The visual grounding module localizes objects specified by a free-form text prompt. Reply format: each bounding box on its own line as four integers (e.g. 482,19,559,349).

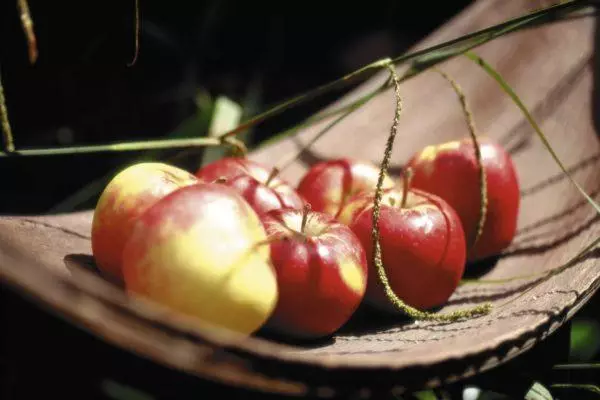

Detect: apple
196,156,305,215
91,162,199,281
338,187,466,312
121,182,279,336
260,205,368,339
406,136,520,261
296,158,396,219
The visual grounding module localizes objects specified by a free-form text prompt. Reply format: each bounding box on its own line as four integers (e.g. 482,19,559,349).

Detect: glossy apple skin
218,174,305,217
196,157,305,215
121,183,278,336
339,188,466,312
260,208,368,339
91,162,199,281
406,137,520,261
296,158,396,219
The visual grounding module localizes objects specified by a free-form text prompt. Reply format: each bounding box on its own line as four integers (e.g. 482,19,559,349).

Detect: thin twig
0,68,15,153
127,0,140,67
370,61,491,322
434,67,488,250
17,0,38,64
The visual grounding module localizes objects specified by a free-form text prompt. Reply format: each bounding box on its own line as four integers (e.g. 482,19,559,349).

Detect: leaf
524,382,554,400
199,95,244,167
569,318,600,362
413,390,438,400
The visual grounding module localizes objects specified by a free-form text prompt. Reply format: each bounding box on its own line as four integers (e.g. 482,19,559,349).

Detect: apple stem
434,67,488,250
400,167,413,208
370,61,492,323
0,68,14,153
213,177,228,184
265,167,280,186
300,203,311,234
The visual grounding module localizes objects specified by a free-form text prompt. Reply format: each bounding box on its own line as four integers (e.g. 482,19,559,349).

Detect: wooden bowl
1,1,599,397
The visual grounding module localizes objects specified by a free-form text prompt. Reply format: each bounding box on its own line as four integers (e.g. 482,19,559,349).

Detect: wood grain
1,0,599,396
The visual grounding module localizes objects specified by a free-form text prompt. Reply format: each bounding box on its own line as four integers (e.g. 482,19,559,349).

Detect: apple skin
339,188,466,312
406,136,520,261
195,157,305,215
217,174,305,217
121,182,279,336
260,207,368,339
296,158,396,219
91,162,199,281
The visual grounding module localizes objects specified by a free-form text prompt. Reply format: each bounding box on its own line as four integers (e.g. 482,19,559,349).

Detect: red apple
260,205,368,339
196,156,305,215
121,182,279,336
338,188,466,312
296,158,396,219
406,136,520,261
91,162,199,281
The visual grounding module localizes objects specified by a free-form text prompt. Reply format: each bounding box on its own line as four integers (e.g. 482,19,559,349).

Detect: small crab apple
121,182,279,336
406,136,520,261
196,157,305,215
296,158,396,219
91,162,199,281
339,185,466,313
260,205,368,339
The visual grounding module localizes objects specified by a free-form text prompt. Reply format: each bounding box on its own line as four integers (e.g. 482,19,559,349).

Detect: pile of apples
90,135,519,339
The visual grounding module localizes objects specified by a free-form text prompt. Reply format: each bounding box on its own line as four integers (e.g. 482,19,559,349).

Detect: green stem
219,58,393,140
553,363,600,370
370,61,491,322
216,0,590,142
0,68,15,153
465,51,600,216
434,67,488,251
0,137,227,157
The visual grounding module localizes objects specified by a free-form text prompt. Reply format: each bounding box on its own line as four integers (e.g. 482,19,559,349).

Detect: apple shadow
499,54,592,158
63,253,125,290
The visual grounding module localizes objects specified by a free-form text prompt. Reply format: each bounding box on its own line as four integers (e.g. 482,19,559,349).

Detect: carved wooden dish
1,1,599,397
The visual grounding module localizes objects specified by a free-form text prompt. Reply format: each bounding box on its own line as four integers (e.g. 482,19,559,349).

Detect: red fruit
339,188,466,312
91,162,199,281
296,158,396,219
195,157,304,215
406,137,520,261
260,206,368,339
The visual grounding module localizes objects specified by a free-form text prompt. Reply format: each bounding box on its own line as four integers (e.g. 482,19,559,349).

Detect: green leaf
550,384,600,395
525,382,554,400
569,318,600,362
413,390,438,400
200,95,244,167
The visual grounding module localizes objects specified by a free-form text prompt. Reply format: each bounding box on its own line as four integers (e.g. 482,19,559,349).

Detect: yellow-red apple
91,162,199,281
121,182,279,336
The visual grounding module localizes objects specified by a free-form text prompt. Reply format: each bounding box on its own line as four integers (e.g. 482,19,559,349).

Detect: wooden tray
1,0,599,397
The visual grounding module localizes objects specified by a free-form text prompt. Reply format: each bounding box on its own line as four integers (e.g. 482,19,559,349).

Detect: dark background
0,1,598,399
0,0,472,213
